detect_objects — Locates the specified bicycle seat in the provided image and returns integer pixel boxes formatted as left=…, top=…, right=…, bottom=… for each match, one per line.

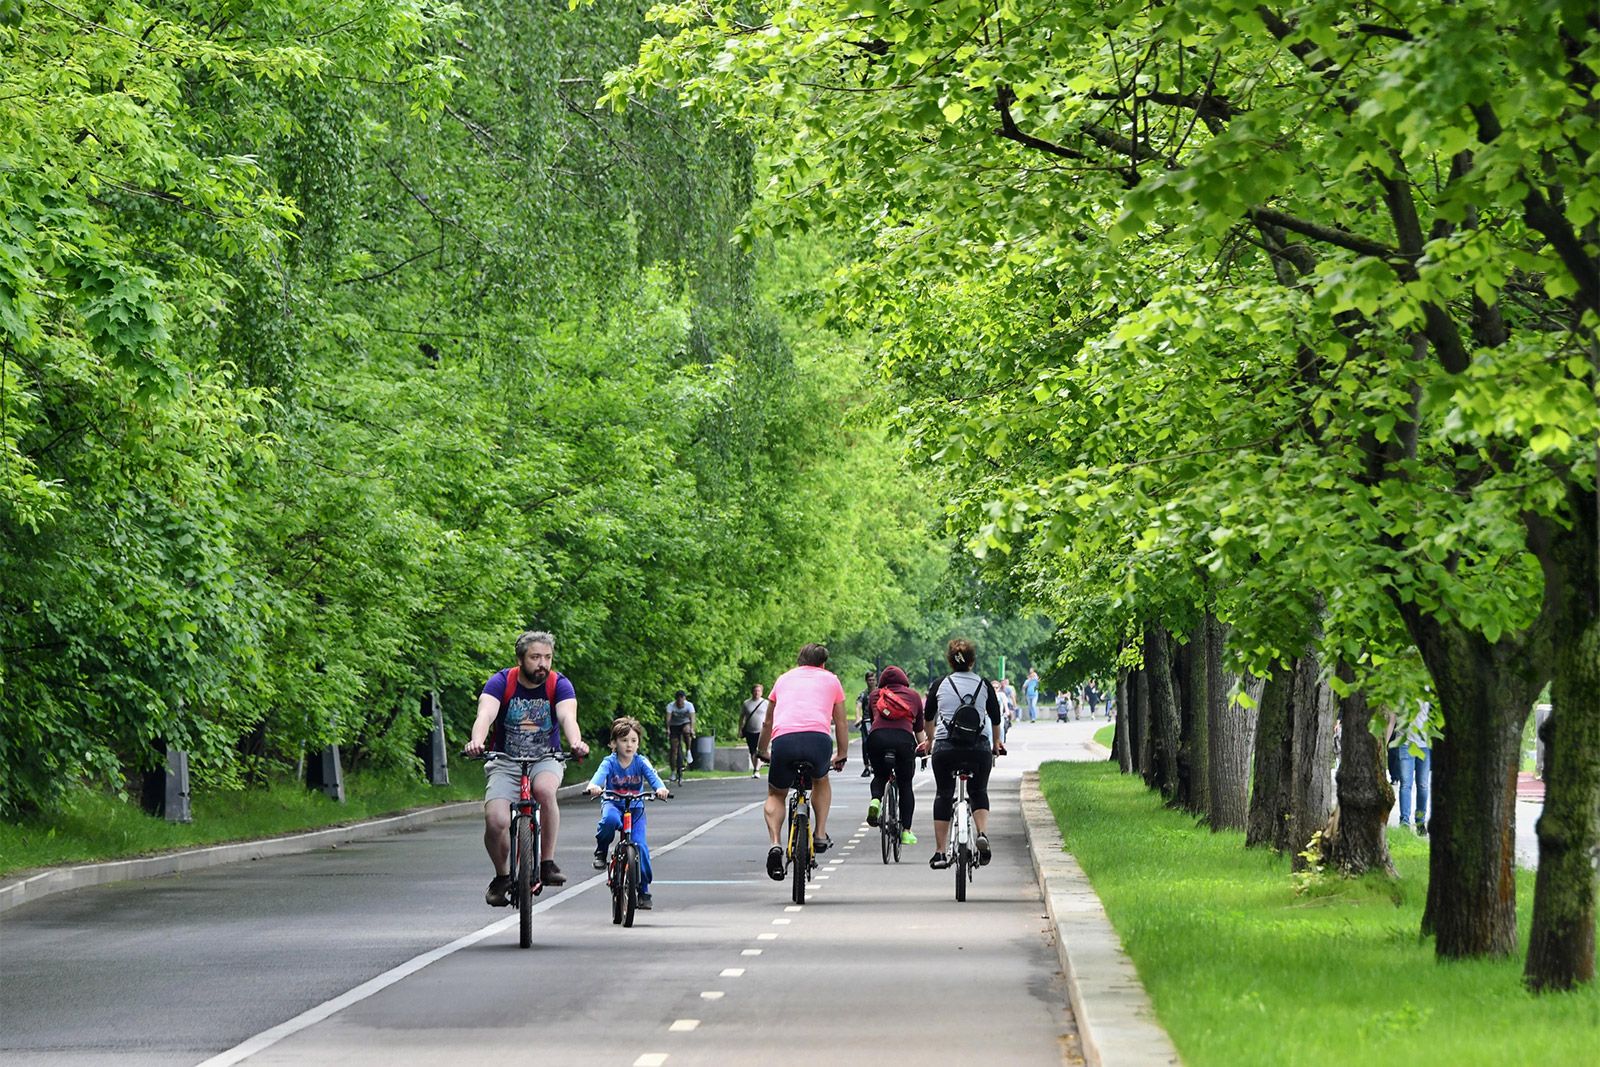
left=791, top=760, right=816, bottom=781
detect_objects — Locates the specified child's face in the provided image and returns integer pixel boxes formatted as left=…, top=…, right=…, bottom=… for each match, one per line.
left=612, top=729, right=641, bottom=759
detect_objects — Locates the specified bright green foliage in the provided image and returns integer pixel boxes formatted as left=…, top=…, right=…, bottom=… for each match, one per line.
left=0, top=3, right=941, bottom=817
left=612, top=0, right=1597, bottom=689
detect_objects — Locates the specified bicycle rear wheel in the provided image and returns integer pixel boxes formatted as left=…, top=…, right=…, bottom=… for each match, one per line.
left=880, top=782, right=894, bottom=864
left=622, top=844, right=641, bottom=927
left=516, top=817, right=535, bottom=947
left=955, top=844, right=968, bottom=902
left=791, top=811, right=809, bottom=906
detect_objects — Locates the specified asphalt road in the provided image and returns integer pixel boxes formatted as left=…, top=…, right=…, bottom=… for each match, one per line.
left=1, top=723, right=1102, bottom=1066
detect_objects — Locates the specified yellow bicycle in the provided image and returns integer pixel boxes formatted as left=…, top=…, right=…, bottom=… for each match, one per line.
left=784, top=760, right=818, bottom=905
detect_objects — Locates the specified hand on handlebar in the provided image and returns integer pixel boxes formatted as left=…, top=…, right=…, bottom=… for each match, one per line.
left=464, top=738, right=487, bottom=757
left=831, top=752, right=848, bottom=771
left=655, top=787, right=672, bottom=800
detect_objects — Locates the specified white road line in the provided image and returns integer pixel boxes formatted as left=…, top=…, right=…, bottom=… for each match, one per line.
left=772, top=918, right=791, bottom=925
left=757, top=933, right=778, bottom=941
left=634, top=1055, right=669, bottom=1067
left=720, top=968, right=745, bottom=977
left=741, top=949, right=762, bottom=956
left=784, top=905, right=802, bottom=912
left=196, top=798, right=766, bottom=1067
left=700, top=992, right=724, bottom=1000
left=669, top=1020, right=700, bottom=1032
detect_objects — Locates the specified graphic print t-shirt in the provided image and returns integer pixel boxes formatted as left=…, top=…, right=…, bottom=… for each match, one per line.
left=588, top=753, right=665, bottom=799
left=481, top=669, right=577, bottom=760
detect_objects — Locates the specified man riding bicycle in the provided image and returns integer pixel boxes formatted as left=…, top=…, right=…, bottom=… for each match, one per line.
left=466, top=630, right=590, bottom=906
left=664, top=689, right=696, bottom=783
left=758, top=643, right=849, bottom=880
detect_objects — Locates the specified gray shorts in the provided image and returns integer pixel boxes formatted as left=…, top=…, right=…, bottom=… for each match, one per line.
left=484, top=756, right=564, bottom=805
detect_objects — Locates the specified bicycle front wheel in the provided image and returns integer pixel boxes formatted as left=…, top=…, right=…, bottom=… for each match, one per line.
left=623, top=844, right=641, bottom=927
left=609, top=847, right=624, bottom=925
left=791, top=812, right=809, bottom=906
left=516, top=817, right=535, bottom=947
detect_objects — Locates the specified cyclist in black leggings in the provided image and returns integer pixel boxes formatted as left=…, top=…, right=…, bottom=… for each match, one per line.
left=864, top=665, right=929, bottom=844
left=924, top=637, right=1005, bottom=869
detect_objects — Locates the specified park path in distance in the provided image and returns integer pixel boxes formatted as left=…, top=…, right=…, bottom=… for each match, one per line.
left=1, top=721, right=1102, bottom=1066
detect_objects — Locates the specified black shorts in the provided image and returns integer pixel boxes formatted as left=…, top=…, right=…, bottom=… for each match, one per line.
left=669, top=722, right=693, bottom=741
left=767, top=731, right=832, bottom=792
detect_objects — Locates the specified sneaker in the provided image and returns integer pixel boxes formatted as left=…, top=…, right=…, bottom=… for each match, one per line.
left=637, top=892, right=653, bottom=910
left=866, top=799, right=881, bottom=827
left=766, top=845, right=785, bottom=881
left=929, top=852, right=950, bottom=869
left=976, top=832, right=992, bottom=865
left=485, top=874, right=513, bottom=907
left=859, top=766, right=872, bottom=777
left=815, top=834, right=832, bottom=854
left=540, top=860, right=566, bottom=887
left=1416, top=823, right=1429, bottom=838
left=593, top=847, right=607, bottom=870
left=900, top=829, right=918, bottom=845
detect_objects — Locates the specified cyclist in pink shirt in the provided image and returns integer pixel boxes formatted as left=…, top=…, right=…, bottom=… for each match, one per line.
left=757, top=643, right=849, bottom=880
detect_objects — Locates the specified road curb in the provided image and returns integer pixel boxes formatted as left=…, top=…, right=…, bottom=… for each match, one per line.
left=0, top=783, right=587, bottom=915
left=1020, top=770, right=1182, bottom=1067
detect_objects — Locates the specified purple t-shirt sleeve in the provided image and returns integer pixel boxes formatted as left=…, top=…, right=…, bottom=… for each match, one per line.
left=480, top=670, right=575, bottom=702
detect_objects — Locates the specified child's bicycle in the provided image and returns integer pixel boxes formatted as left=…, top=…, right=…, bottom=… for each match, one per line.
left=591, top=788, right=669, bottom=927
left=784, top=760, right=820, bottom=905
left=467, top=750, right=568, bottom=948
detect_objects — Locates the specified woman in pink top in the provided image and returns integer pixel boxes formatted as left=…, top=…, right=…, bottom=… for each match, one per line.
left=757, top=643, right=849, bottom=880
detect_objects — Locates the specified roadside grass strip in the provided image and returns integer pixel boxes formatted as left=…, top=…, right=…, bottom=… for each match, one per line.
left=1092, top=724, right=1114, bottom=750
left=1038, top=761, right=1600, bottom=1066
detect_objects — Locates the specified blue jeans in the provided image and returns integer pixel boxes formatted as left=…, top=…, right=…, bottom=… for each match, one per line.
left=597, top=801, right=653, bottom=891
left=1397, top=747, right=1431, bottom=827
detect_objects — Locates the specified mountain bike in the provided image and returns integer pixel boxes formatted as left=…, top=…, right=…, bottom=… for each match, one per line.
left=951, top=767, right=976, bottom=902
left=785, top=760, right=818, bottom=905
left=592, top=788, right=668, bottom=928
left=469, top=750, right=567, bottom=948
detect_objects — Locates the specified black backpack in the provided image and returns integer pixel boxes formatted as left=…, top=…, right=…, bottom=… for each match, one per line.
left=942, top=676, right=986, bottom=746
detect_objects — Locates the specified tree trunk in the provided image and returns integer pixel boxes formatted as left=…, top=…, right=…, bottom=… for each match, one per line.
left=1208, top=621, right=1258, bottom=832
left=1135, top=666, right=1154, bottom=782
left=1144, top=622, right=1181, bottom=800
left=1409, top=620, right=1543, bottom=958
left=1526, top=485, right=1599, bottom=991
left=1287, top=651, right=1337, bottom=870
left=1184, top=618, right=1211, bottom=818
left=1323, top=663, right=1395, bottom=876
left=1247, top=662, right=1293, bottom=849
left=1115, top=668, right=1133, bottom=773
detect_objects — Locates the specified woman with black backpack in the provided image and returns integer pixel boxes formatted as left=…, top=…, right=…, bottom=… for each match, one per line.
left=864, top=664, right=929, bottom=846
left=924, top=637, right=1005, bottom=869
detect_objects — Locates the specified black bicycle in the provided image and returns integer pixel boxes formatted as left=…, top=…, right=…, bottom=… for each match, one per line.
left=469, top=750, right=567, bottom=948
left=591, top=788, right=668, bottom=927
left=879, top=751, right=902, bottom=864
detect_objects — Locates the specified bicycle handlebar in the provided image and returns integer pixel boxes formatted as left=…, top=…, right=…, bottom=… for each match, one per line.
left=463, top=750, right=573, bottom=763
left=590, top=789, right=671, bottom=802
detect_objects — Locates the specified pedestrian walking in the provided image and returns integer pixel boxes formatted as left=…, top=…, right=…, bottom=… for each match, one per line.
left=740, top=683, right=769, bottom=777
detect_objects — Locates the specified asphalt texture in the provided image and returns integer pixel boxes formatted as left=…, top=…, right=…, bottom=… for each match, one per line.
left=1, top=723, right=1101, bottom=1066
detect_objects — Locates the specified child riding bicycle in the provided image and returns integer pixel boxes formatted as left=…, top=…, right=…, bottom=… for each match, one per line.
left=585, top=717, right=670, bottom=910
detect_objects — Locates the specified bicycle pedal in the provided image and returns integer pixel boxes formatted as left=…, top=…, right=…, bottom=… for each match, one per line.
left=532, top=882, right=544, bottom=896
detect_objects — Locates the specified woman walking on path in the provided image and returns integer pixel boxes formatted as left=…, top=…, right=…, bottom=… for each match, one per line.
left=864, top=664, right=929, bottom=845
left=924, top=638, right=1005, bottom=869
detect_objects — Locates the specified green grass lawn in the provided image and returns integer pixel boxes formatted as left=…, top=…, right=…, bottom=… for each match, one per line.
left=1093, top=723, right=1114, bottom=749
left=0, top=754, right=593, bottom=877
left=1039, top=761, right=1600, bottom=1066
